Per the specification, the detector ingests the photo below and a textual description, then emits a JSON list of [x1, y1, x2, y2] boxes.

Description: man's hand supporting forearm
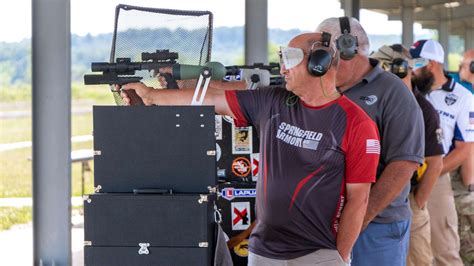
[[362, 160, 419, 229], [337, 183, 371, 262], [414, 155, 443, 208]]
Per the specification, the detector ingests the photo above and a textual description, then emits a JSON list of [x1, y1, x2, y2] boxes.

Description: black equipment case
[[84, 193, 216, 266], [93, 106, 216, 193]]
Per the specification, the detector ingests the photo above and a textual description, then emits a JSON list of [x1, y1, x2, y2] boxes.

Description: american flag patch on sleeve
[[366, 139, 380, 154], [469, 112, 474, 125]]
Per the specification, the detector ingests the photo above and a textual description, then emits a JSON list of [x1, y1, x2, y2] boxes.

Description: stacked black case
[[85, 106, 217, 266], [92, 106, 216, 193]]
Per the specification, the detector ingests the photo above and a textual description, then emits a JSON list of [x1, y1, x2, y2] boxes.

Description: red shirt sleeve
[[343, 118, 380, 183], [225, 90, 249, 127]]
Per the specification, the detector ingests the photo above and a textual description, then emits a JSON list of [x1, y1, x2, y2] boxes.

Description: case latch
[[94, 185, 102, 193], [138, 243, 150, 255], [198, 194, 208, 204], [83, 195, 91, 203], [198, 242, 209, 248], [207, 186, 217, 194]]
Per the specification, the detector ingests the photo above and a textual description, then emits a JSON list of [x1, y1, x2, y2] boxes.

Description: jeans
[[248, 249, 347, 266], [352, 219, 411, 266]]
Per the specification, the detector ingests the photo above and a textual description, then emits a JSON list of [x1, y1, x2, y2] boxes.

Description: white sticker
[[251, 153, 260, 182], [223, 115, 234, 124], [216, 143, 222, 162], [215, 115, 223, 140], [231, 201, 252, 231], [232, 124, 252, 154]]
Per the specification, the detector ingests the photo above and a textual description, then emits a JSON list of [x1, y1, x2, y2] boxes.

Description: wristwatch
[[468, 184, 474, 192]]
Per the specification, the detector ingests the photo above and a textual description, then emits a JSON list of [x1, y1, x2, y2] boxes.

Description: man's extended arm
[[121, 82, 234, 116], [362, 160, 419, 229], [441, 140, 470, 175], [337, 183, 371, 262], [414, 155, 443, 208]]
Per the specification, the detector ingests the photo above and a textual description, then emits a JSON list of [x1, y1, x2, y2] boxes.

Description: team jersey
[[424, 75, 474, 153], [411, 89, 444, 188], [225, 88, 380, 260], [414, 89, 444, 157]]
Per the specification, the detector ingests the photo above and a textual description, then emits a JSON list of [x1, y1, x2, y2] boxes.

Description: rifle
[[224, 63, 283, 89], [225, 62, 281, 76], [84, 49, 179, 105]]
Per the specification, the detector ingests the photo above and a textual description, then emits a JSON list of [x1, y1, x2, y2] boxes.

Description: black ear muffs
[[307, 32, 333, 77], [470, 61, 474, 74], [389, 44, 409, 79], [336, 17, 358, 60], [391, 58, 409, 78]]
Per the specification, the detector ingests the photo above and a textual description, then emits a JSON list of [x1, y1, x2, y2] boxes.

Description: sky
[[0, 0, 432, 43]]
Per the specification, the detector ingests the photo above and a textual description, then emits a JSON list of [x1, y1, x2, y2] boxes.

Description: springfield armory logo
[[276, 122, 323, 150]]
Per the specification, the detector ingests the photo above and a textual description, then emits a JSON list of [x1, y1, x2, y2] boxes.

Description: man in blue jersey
[[410, 39, 474, 266], [120, 32, 380, 265]]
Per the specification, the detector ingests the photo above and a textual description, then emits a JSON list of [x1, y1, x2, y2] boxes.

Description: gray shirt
[[341, 59, 425, 223]]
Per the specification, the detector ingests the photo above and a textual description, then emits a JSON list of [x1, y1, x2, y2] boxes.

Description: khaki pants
[[407, 193, 433, 266], [451, 170, 474, 265], [248, 249, 347, 266], [427, 173, 463, 266]]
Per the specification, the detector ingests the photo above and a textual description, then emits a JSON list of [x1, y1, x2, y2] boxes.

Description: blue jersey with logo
[[425, 75, 474, 153]]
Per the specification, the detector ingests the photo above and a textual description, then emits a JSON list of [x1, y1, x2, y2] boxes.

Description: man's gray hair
[[316, 17, 370, 57]]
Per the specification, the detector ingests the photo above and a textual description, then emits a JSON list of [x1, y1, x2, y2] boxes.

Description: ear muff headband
[[390, 44, 403, 53], [307, 32, 334, 77], [336, 17, 358, 60]]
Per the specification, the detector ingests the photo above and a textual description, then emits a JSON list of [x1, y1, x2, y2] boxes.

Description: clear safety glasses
[[278, 46, 305, 70]]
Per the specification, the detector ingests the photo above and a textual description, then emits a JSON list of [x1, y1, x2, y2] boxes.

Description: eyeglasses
[[278, 46, 305, 70], [412, 58, 429, 71]]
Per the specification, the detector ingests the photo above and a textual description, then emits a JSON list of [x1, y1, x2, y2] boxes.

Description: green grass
[[0, 116, 31, 143], [0, 83, 116, 198], [0, 207, 32, 231], [0, 141, 96, 197], [0, 83, 116, 104], [0, 206, 85, 231], [0, 85, 31, 102], [0, 84, 117, 230]]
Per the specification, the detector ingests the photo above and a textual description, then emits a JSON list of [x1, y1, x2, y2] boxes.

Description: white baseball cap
[[409, 39, 445, 64]]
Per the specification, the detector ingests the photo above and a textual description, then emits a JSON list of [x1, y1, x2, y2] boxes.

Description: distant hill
[[0, 26, 462, 87]]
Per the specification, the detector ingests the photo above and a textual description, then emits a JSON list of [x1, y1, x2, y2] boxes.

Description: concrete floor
[[0, 216, 84, 266]]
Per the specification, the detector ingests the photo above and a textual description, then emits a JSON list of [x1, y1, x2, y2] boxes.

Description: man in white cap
[[410, 39, 474, 266]]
